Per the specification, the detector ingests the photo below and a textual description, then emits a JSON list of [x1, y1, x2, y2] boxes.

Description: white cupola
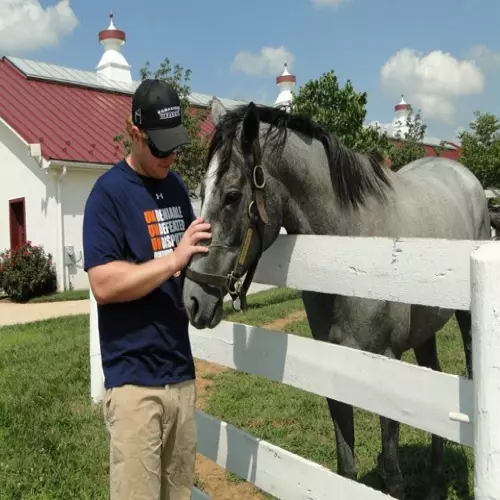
[[274, 61, 296, 110], [96, 12, 132, 83], [390, 95, 412, 138]]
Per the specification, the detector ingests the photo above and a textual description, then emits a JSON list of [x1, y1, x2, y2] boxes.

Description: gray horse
[[183, 99, 495, 499]]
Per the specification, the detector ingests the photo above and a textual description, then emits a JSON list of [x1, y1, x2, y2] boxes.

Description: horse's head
[[183, 99, 283, 329]]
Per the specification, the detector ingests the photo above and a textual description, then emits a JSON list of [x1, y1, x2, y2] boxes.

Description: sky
[[1, 0, 499, 142]]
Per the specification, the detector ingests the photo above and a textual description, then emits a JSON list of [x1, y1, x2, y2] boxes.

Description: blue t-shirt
[[83, 159, 196, 389]]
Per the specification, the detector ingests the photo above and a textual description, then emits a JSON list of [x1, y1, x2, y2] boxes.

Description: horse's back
[[397, 156, 482, 194], [394, 157, 489, 240], [388, 157, 487, 346]]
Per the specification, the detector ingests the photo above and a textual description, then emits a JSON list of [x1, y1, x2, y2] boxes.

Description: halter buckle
[[227, 273, 242, 295]]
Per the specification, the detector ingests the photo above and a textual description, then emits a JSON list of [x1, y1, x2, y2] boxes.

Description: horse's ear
[[240, 102, 259, 154], [210, 96, 226, 127]]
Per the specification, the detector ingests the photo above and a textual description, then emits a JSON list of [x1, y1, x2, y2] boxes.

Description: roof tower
[[96, 12, 132, 83]]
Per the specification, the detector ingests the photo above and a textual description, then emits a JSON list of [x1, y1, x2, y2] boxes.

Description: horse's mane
[[207, 103, 392, 209]]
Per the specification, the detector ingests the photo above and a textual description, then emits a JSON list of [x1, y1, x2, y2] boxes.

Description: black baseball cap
[[132, 79, 190, 153]]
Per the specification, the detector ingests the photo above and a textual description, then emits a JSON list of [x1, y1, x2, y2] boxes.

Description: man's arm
[[83, 184, 211, 305], [88, 218, 211, 304], [83, 183, 174, 304], [88, 254, 179, 304]]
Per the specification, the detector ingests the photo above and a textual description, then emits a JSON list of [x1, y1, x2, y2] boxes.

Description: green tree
[[114, 57, 210, 195], [387, 106, 428, 171], [458, 111, 500, 188], [289, 69, 392, 156]]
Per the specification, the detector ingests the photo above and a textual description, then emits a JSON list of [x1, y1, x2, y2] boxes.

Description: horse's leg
[[327, 399, 357, 479], [414, 335, 445, 500], [377, 350, 405, 499], [379, 417, 404, 498], [455, 310, 473, 379], [301, 291, 358, 481]]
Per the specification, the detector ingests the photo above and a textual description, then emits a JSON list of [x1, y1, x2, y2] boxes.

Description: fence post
[[471, 243, 500, 500], [89, 287, 105, 404]]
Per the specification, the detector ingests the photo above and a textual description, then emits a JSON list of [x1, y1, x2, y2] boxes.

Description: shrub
[[0, 241, 57, 302]]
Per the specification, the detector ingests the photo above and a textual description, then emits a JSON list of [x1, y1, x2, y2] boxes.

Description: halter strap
[[185, 139, 268, 311]]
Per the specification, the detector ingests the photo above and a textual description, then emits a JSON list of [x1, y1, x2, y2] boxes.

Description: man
[[83, 79, 211, 500]]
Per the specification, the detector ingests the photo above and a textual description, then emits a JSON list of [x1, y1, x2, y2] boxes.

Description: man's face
[[130, 126, 177, 179]]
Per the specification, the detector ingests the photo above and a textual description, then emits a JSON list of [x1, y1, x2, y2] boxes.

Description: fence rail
[[190, 321, 474, 447], [196, 410, 390, 499], [252, 235, 495, 309], [485, 188, 500, 199], [89, 234, 500, 500]]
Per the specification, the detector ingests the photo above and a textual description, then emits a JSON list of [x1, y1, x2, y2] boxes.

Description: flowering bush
[[0, 241, 57, 302]]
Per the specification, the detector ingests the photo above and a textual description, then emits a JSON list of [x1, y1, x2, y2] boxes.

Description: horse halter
[[185, 139, 269, 311]]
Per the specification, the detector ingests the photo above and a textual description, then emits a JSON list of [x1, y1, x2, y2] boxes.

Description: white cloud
[[466, 45, 500, 71], [231, 46, 294, 77], [0, 0, 79, 54], [380, 48, 484, 124], [311, 0, 350, 7]]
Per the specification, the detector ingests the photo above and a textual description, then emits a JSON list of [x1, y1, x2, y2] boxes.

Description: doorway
[[9, 197, 27, 250]]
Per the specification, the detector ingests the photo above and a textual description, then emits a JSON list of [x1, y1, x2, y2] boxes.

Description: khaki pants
[[103, 380, 197, 500]]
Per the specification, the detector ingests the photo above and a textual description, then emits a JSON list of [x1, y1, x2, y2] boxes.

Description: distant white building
[[389, 95, 413, 138], [269, 65, 460, 160], [274, 62, 296, 110], [368, 95, 461, 160]]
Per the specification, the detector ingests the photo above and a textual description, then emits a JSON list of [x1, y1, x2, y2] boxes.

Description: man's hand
[[172, 217, 211, 272], [88, 217, 211, 305]]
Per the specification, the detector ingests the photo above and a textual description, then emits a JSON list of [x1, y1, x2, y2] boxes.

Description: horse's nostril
[[190, 296, 199, 318]]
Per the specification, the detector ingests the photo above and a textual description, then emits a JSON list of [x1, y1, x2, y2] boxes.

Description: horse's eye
[[224, 191, 242, 206]]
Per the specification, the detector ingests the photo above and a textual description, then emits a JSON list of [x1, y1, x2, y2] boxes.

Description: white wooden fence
[[89, 234, 500, 499], [485, 188, 500, 199]]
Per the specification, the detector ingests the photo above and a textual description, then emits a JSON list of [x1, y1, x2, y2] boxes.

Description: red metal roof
[[198, 113, 215, 136], [1, 56, 455, 167], [388, 138, 461, 160], [0, 58, 214, 165]]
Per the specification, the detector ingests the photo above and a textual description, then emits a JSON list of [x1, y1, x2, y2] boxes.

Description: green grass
[[222, 286, 302, 326], [28, 289, 89, 303], [0, 287, 474, 499], [205, 315, 474, 500], [0, 287, 299, 499], [0, 315, 109, 500]]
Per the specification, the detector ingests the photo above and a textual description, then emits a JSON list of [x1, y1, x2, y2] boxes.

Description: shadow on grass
[[360, 442, 472, 500]]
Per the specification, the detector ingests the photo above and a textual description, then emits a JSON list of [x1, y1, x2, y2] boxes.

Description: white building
[[368, 95, 461, 155], [0, 13, 245, 292], [272, 69, 461, 159]]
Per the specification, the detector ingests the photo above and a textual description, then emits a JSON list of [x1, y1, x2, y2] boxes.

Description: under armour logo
[[156, 193, 163, 200]]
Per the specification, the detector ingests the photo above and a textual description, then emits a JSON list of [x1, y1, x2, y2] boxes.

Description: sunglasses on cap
[[144, 134, 178, 159]]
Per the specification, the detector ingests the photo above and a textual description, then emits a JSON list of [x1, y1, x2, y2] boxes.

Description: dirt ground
[[194, 359, 265, 500], [262, 310, 306, 332], [194, 310, 307, 499]]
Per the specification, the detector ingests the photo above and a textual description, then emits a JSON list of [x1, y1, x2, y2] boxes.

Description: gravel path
[[0, 299, 90, 326]]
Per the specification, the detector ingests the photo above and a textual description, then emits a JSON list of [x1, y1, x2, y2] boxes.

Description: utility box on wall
[[63, 245, 75, 266]]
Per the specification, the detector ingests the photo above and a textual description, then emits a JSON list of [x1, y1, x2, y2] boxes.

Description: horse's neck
[[267, 135, 338, 235], [270, 133, 394, 237]]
